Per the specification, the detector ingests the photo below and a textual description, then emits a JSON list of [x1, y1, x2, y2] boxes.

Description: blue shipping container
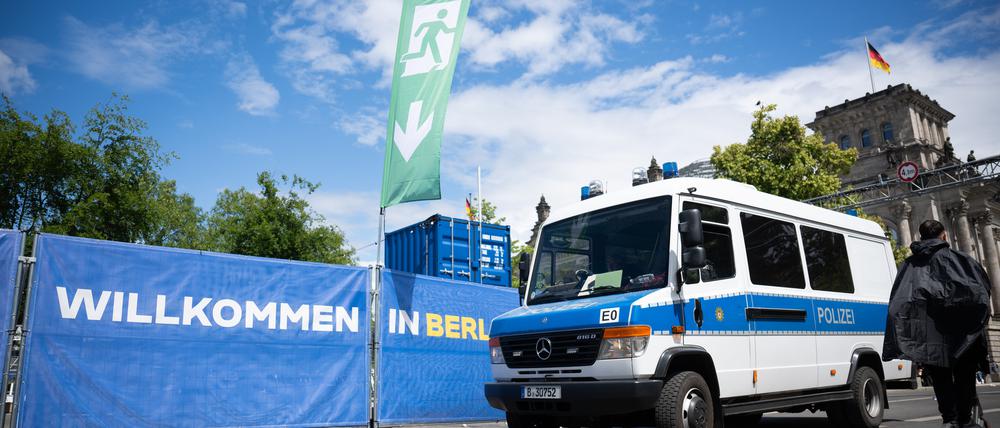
[[385, 214, 511, 287]]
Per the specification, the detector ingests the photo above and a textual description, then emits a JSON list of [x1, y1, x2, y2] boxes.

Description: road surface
[[392, 384, 1000, 427]]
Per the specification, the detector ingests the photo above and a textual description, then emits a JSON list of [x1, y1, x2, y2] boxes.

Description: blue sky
[[2, 0, 999, 263]]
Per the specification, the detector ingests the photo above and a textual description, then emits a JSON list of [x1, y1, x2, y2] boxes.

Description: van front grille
[[499, 329, 603, 368]]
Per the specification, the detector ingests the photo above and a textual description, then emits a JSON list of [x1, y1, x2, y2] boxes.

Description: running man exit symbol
[[400, 1, 461, 77]]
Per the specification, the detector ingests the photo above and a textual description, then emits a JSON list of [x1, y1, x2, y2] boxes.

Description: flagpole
[[477, 166, 483, 283], [864, 36, 876, 93]]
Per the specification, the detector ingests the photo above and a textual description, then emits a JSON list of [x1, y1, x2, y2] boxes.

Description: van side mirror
[[678, 208, 707, 289], [678, 209, 704, 247]]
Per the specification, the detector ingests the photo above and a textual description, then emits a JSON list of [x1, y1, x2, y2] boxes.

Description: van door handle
[[694, 299, 704, 328], [746, 307, 807, 321]]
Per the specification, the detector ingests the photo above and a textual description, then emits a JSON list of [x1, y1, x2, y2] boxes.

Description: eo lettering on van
[[599, 307, 620, 324], [816, 307, 855, 325], [55, 287, 360, 332]]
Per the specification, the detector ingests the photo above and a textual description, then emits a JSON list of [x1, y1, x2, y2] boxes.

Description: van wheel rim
[[682, 387, 708, 428], [862, 378, 881, 418]]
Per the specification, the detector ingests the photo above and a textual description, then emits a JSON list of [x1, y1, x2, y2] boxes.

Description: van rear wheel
[[654, 371, 715, 428], [826, 366, 884, 428]]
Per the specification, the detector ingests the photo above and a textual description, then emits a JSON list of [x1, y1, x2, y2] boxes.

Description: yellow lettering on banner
[[445, 315, 461, 339], [479, 318, 489, 341], [461, 317, 477, 340], [426, 313, 444, 337]]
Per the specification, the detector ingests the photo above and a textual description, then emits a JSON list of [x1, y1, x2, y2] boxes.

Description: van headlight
[[489, 337, 505, 364], [598, 326, 651, 360]]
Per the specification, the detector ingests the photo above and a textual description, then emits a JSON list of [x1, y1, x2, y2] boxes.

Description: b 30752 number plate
[[521, 385, 561, 399]]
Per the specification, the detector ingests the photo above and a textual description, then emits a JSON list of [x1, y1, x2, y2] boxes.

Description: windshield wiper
[[529, 293, 568, 305], [584, 285, 624, 296]]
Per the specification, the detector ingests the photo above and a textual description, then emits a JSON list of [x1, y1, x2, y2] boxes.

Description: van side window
[[801, 226, 855, 293], [682, 202, 734, 283], [739, 213, 806, 289], [683, 202, 728, 224]]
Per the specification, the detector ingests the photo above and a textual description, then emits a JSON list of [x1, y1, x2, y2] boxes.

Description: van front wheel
[[655, 371, 715, 428], [827, 366, 884, 428]]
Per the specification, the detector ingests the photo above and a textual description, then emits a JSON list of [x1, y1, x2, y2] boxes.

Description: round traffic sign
[[897, 161, 919, 183]]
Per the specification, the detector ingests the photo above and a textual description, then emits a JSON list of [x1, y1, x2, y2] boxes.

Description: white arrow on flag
[[393, 100, 433, 162]]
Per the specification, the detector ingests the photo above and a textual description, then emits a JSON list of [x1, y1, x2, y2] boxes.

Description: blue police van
[[485, 178, 910, 427]]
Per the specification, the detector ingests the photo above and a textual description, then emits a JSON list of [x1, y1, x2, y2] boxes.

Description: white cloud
[[338, 111, 385, 146], [463, 2, 645, 78], [225, 54, 280, 116], [687, 12, 745, 45], [0, 49, 36, 94], [224, 143, 273, 156], [63, 16, 208, 89], [430, 9, 1000, 246]]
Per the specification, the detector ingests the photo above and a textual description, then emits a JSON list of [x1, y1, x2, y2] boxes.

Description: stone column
[[955, 200, 975, 256], [981, 212, 1000, 315], [896, 202, 913, 249]]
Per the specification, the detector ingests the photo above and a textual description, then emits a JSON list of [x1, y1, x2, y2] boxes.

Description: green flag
[[380, 0, 470, 208]]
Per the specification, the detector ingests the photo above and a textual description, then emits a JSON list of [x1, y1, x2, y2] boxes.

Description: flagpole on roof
[[477, 165, 483, 283], [865, 36, 876, 93]]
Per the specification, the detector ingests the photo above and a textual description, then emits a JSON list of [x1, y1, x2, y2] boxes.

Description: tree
[[468, 197, 505, 224], [711, 104, 857, 200], [0, 94, 202, 248], [206, 172, 356, 265], [511, 241, 534, 289]]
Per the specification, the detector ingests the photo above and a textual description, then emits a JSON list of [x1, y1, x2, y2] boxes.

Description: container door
[[678, 198, 756, 398], [738, 211, 818, 394]]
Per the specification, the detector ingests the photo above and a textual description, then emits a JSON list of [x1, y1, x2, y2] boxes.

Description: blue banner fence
[[18, 234, 371, 427], [376, 270, 518, 424], [0, 233, 518, 427]]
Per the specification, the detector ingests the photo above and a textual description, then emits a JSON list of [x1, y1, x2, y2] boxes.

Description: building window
[[839, 135, 851, 150], [860, 129, 872, 148], [740, 213, 806, 289], [882, 122, 893, 143]]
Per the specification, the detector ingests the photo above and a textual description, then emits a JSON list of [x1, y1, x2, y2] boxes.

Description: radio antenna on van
[[687, 187, 697, 194]]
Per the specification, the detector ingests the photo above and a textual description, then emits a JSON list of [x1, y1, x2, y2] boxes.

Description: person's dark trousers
[[927, 352, 979, 425]]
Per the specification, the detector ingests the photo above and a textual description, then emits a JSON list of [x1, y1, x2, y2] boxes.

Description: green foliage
[[206, 172, 356, 265], [511, 241, 534, 289], [469, 197, 505, 224], [856, 211, 910, 265], [711, 104, 857, 200], [1, 95, 356, 265]]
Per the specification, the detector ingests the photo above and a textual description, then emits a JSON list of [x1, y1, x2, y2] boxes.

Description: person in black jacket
[[884, 220, 993, 428]]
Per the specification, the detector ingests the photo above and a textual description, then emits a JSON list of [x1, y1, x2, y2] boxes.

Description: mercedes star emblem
[[535, 337, 553, 360]]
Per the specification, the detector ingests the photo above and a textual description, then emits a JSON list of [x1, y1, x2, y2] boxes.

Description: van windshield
[[527, 197, 671, 305]]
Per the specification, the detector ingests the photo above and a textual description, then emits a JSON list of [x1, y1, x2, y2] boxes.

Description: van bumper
[[484, 380, 664, 416]]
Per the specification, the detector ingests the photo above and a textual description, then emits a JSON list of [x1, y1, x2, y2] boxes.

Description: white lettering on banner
[[245, 301, 276, 329], [816, 307, 856, 325], [313, 305, 334, 332], [127, 292, 153, 324], [155, 295, 180, 325], [56, 287, 111, 320], [184, 297, 212, 326], [280, 303, 309, 330], [213, 299, 242, 328], [53, 287, 361, 333]]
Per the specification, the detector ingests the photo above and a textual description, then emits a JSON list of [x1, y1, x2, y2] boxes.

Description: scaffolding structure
[[804, 155, 1000, 211]]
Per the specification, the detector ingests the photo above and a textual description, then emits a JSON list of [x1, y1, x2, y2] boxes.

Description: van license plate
[[521, 385, 561, 399]]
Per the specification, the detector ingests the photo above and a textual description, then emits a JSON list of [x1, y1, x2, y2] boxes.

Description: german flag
[[465, 197, 474, 220], [867, 41, 890, 74]]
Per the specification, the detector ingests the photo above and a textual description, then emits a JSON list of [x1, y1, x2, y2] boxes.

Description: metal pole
[[477, 166, 483, 283], [865, 36, 876, 93], [0, 234, 26, 428], [369, 264, 380, 428], [370, 208, 385, 428], [9, 234, 37, 428]]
